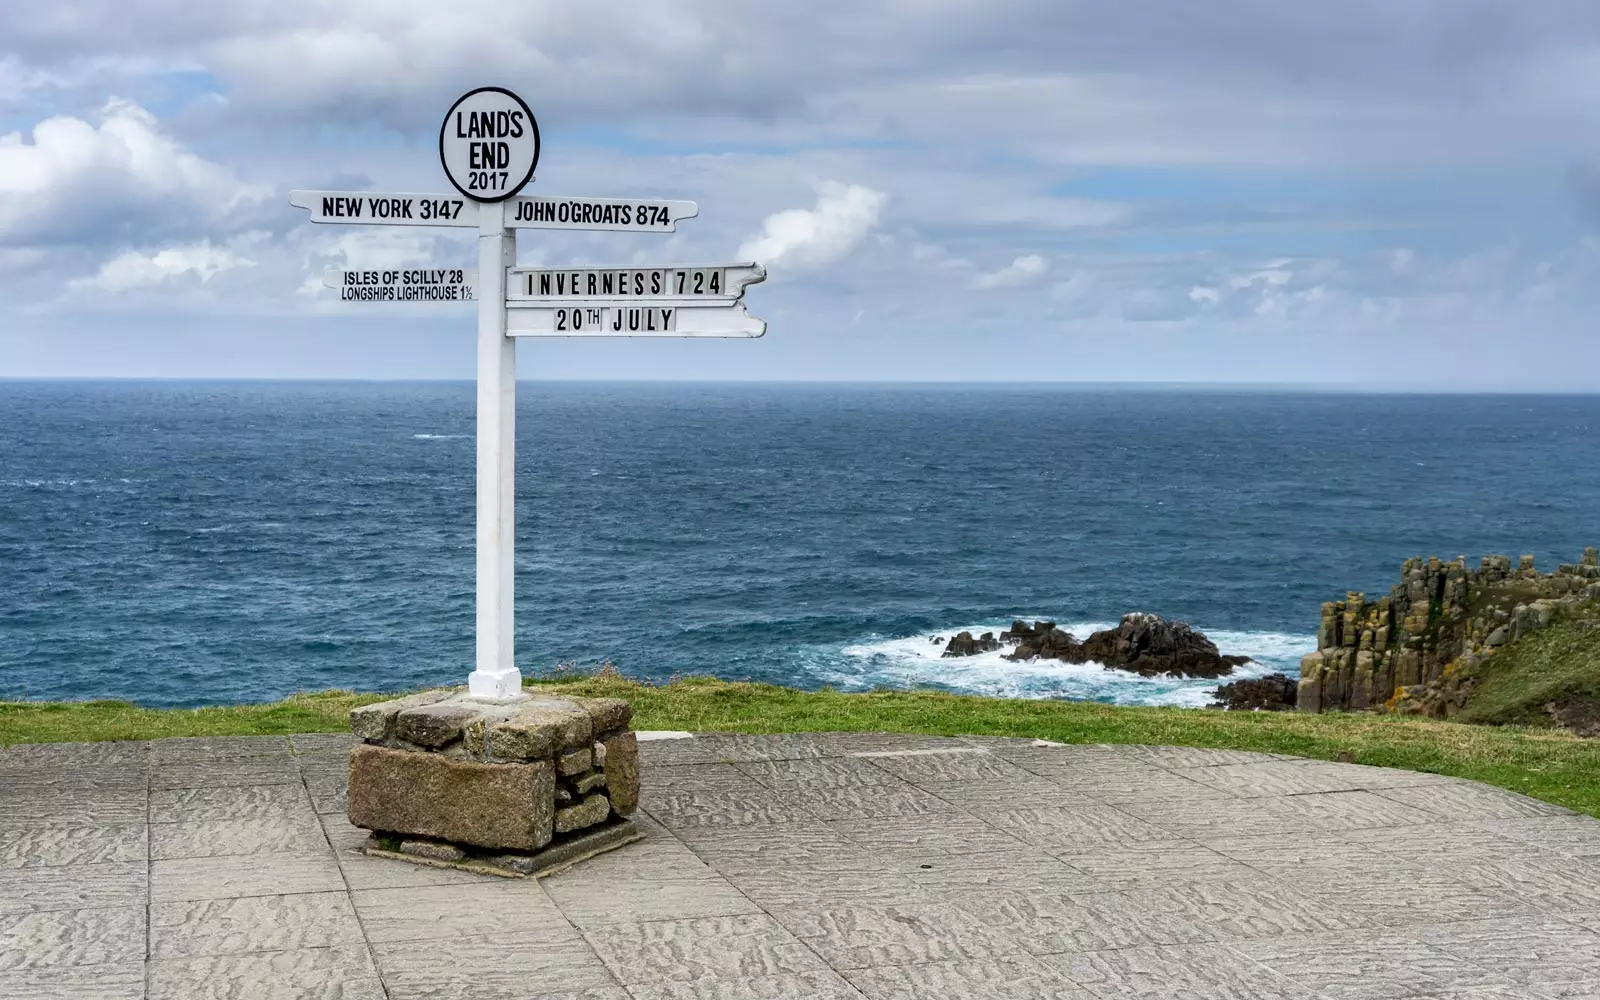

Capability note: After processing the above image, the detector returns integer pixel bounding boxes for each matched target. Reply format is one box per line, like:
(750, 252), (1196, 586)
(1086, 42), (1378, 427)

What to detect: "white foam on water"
(411, 433), (470, 440)
(811, 619), (1316, 708)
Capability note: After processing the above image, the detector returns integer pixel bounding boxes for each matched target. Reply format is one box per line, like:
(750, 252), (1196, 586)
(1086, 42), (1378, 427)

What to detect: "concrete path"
(4, 731), (1600, 999)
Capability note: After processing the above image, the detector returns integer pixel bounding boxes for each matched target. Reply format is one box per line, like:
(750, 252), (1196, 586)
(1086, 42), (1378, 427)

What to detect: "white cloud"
(76, 236), (261, 292)
(974, 253), (1048, 289)
(3, 3), (1600, 382)
(736, 182), (886, 268)
(0, 99), (263, 247)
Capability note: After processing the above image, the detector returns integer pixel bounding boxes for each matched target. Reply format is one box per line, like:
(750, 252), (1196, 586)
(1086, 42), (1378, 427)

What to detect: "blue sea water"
(1, 381), (1597, 709)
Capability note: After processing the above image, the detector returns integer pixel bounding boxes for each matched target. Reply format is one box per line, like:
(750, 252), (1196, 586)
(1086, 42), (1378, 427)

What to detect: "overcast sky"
(3, 1), (1600, 385)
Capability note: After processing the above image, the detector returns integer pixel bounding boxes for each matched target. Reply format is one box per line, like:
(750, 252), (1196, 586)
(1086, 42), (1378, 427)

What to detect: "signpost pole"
(468, 201), (522, 699)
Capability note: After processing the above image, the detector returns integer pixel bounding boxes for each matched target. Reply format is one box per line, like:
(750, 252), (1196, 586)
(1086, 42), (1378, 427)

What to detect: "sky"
(3, 1), (1600, 386)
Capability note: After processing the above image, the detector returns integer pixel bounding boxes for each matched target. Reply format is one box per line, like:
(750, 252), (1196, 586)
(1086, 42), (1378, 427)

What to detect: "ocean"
(1, 381), (1596, 708)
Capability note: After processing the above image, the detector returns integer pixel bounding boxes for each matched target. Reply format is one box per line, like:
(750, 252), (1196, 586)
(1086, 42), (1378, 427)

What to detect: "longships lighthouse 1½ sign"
(288, 86), (767, 701)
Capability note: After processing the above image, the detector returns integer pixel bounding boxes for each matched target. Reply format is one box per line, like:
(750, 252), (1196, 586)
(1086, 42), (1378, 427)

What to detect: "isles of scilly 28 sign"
(438, 87), (540, 202)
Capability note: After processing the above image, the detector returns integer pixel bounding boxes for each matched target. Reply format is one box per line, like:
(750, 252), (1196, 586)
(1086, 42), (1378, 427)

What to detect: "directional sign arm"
(504, 195), (698, 233)
(506, 302), (766, 338)
(323, 268), (477, 302)
(289, 190), (480, 227)
(505, 263), (764, 304)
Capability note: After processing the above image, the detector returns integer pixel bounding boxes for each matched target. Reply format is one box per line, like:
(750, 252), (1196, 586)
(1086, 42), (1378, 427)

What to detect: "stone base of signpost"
(345, 688), (642, 878)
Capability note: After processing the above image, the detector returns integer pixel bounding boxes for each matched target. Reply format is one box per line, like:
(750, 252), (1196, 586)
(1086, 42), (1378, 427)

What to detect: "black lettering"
(538, 274), (550, 296)
(651, 272), (662, 294)
(509, 110), (524, 138)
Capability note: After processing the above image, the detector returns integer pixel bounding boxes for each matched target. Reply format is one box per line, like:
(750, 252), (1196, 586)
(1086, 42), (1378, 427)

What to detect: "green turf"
(4, 674), (1598, 817)
(1457, 619), (1600, 728)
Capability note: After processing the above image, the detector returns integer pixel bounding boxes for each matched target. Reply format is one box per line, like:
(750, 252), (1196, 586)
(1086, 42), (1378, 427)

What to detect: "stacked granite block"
(345, 688), (640, 876)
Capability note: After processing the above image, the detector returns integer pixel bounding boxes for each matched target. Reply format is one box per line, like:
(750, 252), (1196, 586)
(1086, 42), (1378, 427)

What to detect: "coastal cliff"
(1297, 548), (1600, 719)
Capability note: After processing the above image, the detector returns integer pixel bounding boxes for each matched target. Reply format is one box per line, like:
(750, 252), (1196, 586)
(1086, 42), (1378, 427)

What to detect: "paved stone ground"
(5, 731), (1600, 999)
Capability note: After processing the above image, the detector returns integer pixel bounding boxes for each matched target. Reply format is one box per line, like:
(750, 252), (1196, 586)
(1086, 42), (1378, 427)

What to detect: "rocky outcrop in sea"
(1297, 547), (1600, 716)
(1210, 673), (1298, 711)
(942, 613), (1251, 679)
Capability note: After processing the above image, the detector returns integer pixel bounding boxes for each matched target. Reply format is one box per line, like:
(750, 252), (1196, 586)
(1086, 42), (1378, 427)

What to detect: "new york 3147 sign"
(288, 86), (767, 701)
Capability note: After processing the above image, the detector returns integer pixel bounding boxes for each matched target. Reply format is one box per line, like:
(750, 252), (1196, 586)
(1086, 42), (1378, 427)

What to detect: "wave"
(806, 618), (1316, 708)
(411, 433), (470, 440)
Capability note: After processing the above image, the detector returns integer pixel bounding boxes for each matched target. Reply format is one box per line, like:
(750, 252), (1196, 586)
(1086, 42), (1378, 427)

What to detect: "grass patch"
(3, 676), (1598, 817)
(1458, 619), (1600, 729)
(0, 692), (388, 745)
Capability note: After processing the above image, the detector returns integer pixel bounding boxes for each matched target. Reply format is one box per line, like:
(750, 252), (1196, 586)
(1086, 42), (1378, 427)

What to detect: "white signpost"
(289, 87), (765, 701)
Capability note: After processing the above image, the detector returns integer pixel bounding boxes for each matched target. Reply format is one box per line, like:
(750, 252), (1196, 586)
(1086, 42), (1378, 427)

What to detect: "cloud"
(77, 237), (257, 292)
(4, 2), (1600, 383)
(736, 182), (885, 268)
(0, 99), (264, 248)
(974, 253), (1048, 289)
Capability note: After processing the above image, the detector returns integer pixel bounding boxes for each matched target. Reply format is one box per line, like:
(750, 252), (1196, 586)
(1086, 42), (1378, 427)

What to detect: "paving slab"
(1044, 942), (1319, 1000)
(3, 729), (1599, 998)
(630, 969), (860, 1000)
(0, 862), (147, 915)
(148, 892), (364, 959)
(0, 823), (147, 868)
(0, 905), (146, 970)
(845, 955), (1093, 1000)
(146, 943), (384, 1000)
(149, 850), (345, 902)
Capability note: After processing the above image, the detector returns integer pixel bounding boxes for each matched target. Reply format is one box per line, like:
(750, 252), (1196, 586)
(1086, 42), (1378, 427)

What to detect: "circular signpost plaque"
(439, 87), (540, 203)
